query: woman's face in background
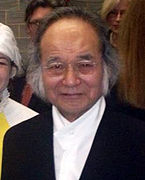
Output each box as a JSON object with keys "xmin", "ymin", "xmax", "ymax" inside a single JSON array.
[{"xmin": 107, "ymin": 0, "xmax": 129, "ymax": 33}]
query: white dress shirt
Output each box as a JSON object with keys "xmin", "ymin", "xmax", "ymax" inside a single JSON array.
[{"xmin": 53, "ymin": 96, "xmax": 106, "ymax": 180}]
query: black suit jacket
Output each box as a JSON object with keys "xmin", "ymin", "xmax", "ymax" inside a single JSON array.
[{"xmin": 2, "ymin": 107, "xmax": 145, "ymax": 180}]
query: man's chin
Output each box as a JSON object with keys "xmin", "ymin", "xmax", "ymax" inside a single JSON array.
[{"xmin": 58, "ymin": 106, "xmax": 86, "ymax": 121}]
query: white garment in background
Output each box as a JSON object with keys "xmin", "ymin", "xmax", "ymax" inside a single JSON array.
[
  {"xmin": 0, "ymin": 89, "xmax": 38, "ymax": 127},
  {"xmin": 4, "ymin": 98, "xmax": 38, "ymax": 127}
]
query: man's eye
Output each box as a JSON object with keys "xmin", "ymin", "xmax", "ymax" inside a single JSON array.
[
  {"xmin": 48, "ymin": 63, "xmax": 64, "ymax": 70},
  {"xmin": 77, "ymin": 61, "xmax": 97, "ymax": 74},
  {"xmin": 78, "ymin": 62, "xmax": 94, "ymax": 68},
  {"xmin": 0, "ymin": 62, "xmax": 8, "ymax": 66}
]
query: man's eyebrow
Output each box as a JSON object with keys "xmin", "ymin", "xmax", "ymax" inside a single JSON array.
[
  {"xmin": 0, "ymin": 57, "xmax": 9, "ymax": 64},
  {"xmin": 77, "ymin": 54, "xmax": 93, "ymax": 60},
  {"xmin": 46, "ymin": 56, "xmax": 60, "ymax": 63}
]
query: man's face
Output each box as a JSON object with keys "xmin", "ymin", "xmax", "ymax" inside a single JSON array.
[
  {"xmin": 40, "ymin": 18, "xmax": 104, "ymax": 121},
  {"xmin": 27, "ymin": 7, "xmax": 53, "ymax": 41},
  {"xmin": 0, "ymin": 55, "xmax": 11, "ymax": 95}
]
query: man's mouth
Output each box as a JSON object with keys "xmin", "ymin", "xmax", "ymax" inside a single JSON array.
[{"xmin": 60, "ymin": 93, "xmax": 83, "ymax": 98}]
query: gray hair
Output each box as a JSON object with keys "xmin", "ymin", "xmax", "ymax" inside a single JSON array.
[{"xmin": 27, "ymin": 6, "xmax": 119, "ymax": 100}]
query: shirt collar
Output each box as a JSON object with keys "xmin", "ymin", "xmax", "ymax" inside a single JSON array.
[{"xmin": 53, "ymin": 96, "xmax": 106, "ymax": 135}]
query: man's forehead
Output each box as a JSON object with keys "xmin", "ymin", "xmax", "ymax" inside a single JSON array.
[
  {"xmin": 40, "ymin": 17, "xmax": 102, "ymax": 57},
  {"xmin": 47, "ymin": 17, "xmax": 87, "ymax": 28},
  {"xmin": 41, "ymin": 17, "xmax": 99, "ymax": 42}
]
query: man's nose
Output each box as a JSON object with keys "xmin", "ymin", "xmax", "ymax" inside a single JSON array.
[{"xmin": 62, "ymin": 66, "xmax": 80, "ymax": 87}]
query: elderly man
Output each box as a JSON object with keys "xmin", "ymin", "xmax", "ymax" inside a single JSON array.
[{"xmin": 2, "ymin": 7, "xmax": 145, "ymax": 180}]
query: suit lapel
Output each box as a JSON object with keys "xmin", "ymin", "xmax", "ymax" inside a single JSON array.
[
  {"xmin": 79, "ymin": 108, "xmax": 112, "ymax": 180},
  {"xmin": 41, "ymin": 111, "xmax": 56, "ymax": 180},
  {"xmin": 79, "ymin": 107, "xmax": 131, "ymax": 180},
  {"xmin": 79, "ymin": 107, "xmax": 141, "ymax": 180}
]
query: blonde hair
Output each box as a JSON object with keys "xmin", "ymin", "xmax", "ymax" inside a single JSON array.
[
  {"xmin": 118, "ymin": 0, "xmax": 145, "ymax": 109},
  {"xmin": 101, "ymin": 0, "xmax": 131, "ymax": 23},
  {"xmin": 101, "ymin": 0, "xmax": 120, "ymax": 22}
]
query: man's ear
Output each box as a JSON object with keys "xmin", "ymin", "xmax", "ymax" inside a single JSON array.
[{"xmin": 10, "ymin": 66, "xmax": 17, "ymax": 78}]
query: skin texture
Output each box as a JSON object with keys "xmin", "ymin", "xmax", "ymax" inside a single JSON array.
[
  {"xmin": 0, "ymin": 55, "xmax": 11, "ymax": 95},
  {"xmin": 40, "ymin": 18, "xmax": 104, "ymax": 122},
  {"xmin": 107, "ymin": 0, "xmax": 129, "ymax": 33},
  {"xmin": 27, "ymin": 7, "xmax": 53, "ymax": 40}
]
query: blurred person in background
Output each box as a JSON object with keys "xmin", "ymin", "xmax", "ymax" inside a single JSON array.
[
  {"xmin": 101, "ymin": 0, "xmax": 131, "ymax": 48},
  {"xmin": 25, "ymin": 0, "xmax": 65, "ymax": 42},
  {"xmin": 107, "ymin": 0, "xmax": 145, "ymax": 120},
  {"xmin": 0, "ymin": 23, "xmax": 38, "ymax": 177}
]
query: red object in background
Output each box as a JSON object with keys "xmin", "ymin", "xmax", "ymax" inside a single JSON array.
[
  {"xmin": 65, "ymin": 0, "xmax": 70, "ymax": 3},
  {"xmin": 64, "ymin": 0, "xmax": 70, "ymax": 6}
]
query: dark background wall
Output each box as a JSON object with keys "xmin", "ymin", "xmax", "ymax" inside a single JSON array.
[{"xmin": 0, "ymin": 0, "xmax": 104, "ymax": 62}]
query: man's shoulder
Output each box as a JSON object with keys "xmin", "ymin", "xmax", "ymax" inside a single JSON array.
[
  {"xmin": 103, "ymin": 106, "xmax": 145, "ymax": 138},
  {"xmin": 104, "ymin": 106, "xmax": 145, "ymax": 125}
]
